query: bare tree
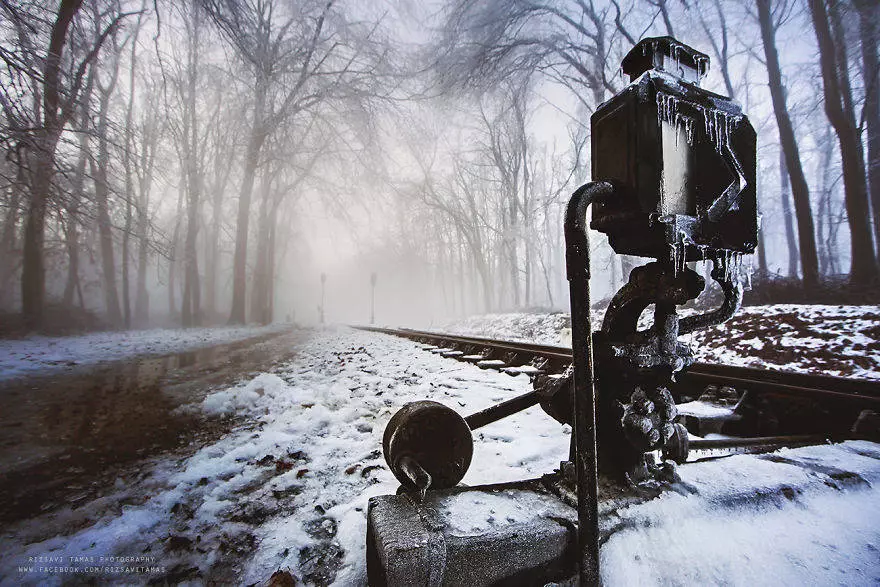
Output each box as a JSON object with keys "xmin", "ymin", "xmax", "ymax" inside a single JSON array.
[
  {"xmin": 89, "ymin": 19, "xmax": 129, "ymax": 328},
  {"xmin": 131, "ymin": 77, "xmax": 161, "ymax": 327},
  {"xmin": 0, "ymin": 0, "xmax": 134, "ymax": 329},
  {"xmin": 809, "ymin": 0, "xmax": 878, "ymax": 284},
  {"xmin": 778, "ymin": 151, "xmax": 800, "ymax": 278},
  {"xmin": 854, "ymin": 0, "xmax": 880, "ymax": 257},
  {"xmin": 171, "ymin": 2, "xmax": 208, "ymax": 327},
  {"xmin": 61, "ymin": 64, "xmax": 95, "ymax": 309},
  {"xmin": 756, "ymin": 0, "xmax": 820, "ymax": 287},
  {"xmin": 204, "ymin": 0, "xmax": 333, "ymax": 324}
]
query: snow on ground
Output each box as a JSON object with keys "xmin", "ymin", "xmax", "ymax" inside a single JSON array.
[
  {"xmin": 1, "ymin": 326, "xmax": 878, "ymax": 586},
  {"xmin": 601, "ymin": 441, "xmax": 880, "ymax": 586},
  {"xmin": 687, "ymin": 304, "xmax": 880, "ymax": 380},
  {"xmin": 0, "ymin": 323, "xmax": 290, "ymax": 382},
  {"xmin": 0, "ymin": 327, "xmax": 568, "ymax": 586},
  {"xmin": 445, "ymin": 312, "xmax": 571, "ymax": 345},
  {"xmin": 444, "ymin": 304, "xmax": 880, "ymax": 380}
]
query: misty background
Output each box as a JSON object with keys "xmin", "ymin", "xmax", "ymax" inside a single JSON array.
[{"xmin": 0, "ymin": 0, "xmax": 878, "ymax": 333}]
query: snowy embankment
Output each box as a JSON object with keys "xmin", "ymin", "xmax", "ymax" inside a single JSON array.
[
  {"xmin": 445, "ymin": 305, "xmax": 880, "ymax": 380},
  {"xmin": 0, "ymin": 323, "xmax": 290, "ymax": 382},
  {"xmin": 1, "ymin": 327, "xmax": 877, "ymax": 585}
]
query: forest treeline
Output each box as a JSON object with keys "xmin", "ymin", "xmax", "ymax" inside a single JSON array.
[{"xmin": 0, "ymin": 0, "xmax": 878, "ymax": 332}]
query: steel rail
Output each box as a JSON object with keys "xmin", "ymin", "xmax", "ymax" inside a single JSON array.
[{"xmin": 354, "ymin": 325, "xmax": 880, "ymax": 406}]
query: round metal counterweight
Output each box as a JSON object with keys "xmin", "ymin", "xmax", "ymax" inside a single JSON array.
[{"xmin": 383, "ymin": 401, "xmax": 473, "ymax": 491}]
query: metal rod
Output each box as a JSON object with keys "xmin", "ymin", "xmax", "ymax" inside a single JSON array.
[
  {"xmin": 464, "ymin": 391, "xmax": 540, "ymax": 430},
  {"xmin": 565, "ymin": 181, "xmax": 613, "ymax": 587},
  {"xmin": 681, "ymin": 372, "xmax": 880, "ymax": 406},
  {"xmin": 689, "ymin": 434, "xmax": 830, "ymax": 451}
]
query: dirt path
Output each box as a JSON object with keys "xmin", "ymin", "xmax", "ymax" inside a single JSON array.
[{"xmin": 0, "ymin": 328, "xmax": 307, "ymax": 526}]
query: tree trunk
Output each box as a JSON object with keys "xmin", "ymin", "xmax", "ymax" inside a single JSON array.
[
  {"xmin": 20, "ymin": 0, "xmax": 85, "ymax": 329},
  {"xmin": 22, "ymin": 154, "xmax": 54, "ymax": 328},
  {"xmin": 810, "ymin": 0, "xmax": 878, "ymax": 284},
  {"xmin": 816, "ymin": 124, "xmax": 836, "ymax": 275},
  {"xmin": 779, "ymin": 151, "xmax": 800, "ymax": 278},
  {"xmin": 180, "ymin": 4, "xmax": 202, "ymax": 328},
  {"xmin": 229, "ymin": 82, "xmax": 267, "ymax": 324},
  {"xmin": 1, "ymin": 175, "xmax": 22, "ymax": 307},
  {"xmin": 205, "ymin": 185, "xmax": 223, "ymax": 318},
  {"xmin": 756, "ymin": 227, "xmax": 769, "ymax": 278},
  {"xmin": 181, "ymin": 186, "xmax": 201, "ymax": 327},
  {"xmin": 134, "ymin": 205, "xmax": 150, "ymax": 326},
  {"xmin": 64, "ymin": 74, "xmax": 93, "ymax": 306},
  {"xmin": 266, "ymin": 203, "xmax": 279, "ymax": 324},
  {"xmin": 133, "ymin": 117, "xmax": 156, "ymax": 328},
  {"xmin": 854, "ymin": 0, "xmax": 880, "ymax": 256},
  {"xmin": 250, "ymin": 176, "xmax": 271, "ymax": 324},
  {"xmin": 91, "ymin": 73, "xmax": 123, "ymax": 327},
  {"xmin": 121, "ymin": 16, "xmax": 143, "ymax": 329},
  {"xmin": 168, "ymin": 186, "xmax": 185, "ymax": 320},
  {"xmin": 757, "ymin": 0, "xmax": 820, "ymax": 288}
]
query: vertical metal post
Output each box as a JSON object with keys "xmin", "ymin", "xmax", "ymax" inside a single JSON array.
[{"xmin": 564, "ymin": 181, "xmax": 612, "ymax": 586}]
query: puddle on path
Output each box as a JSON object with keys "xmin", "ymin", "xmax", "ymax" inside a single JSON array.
[{"xmin": 0, "ymin": 328, "xmax": 306, "ymax": 525}]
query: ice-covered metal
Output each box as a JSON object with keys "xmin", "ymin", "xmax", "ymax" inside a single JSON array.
[
  {"xmin": 382, "ymin": 400, "xmax": 473, "ymax": 496},
  {"xmin": 592, "ymin": 37, "xmax": 757, "ymax": 268}
]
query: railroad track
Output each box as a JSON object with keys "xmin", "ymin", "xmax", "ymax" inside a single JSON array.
[
  {"xmin": 355, "ymin": 325, "xmax": 880, "ymax": 407},
  {"xmin": 355, "ymin": 325, "xmax": 879, "ymax": 457}
]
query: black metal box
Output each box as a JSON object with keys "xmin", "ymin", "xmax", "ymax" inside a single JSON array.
[{"xmin": 590, "ymin": 37, "xmax": 757, "ymax": 261}]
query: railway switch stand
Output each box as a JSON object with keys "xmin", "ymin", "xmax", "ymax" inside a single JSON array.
[
  {"xmin": 585, "ymin": 36, "xmax": 757, "ymax": 488},
  {"xmin": 367, "ymin": 36, "xmax": 759, "ymax": 586}
]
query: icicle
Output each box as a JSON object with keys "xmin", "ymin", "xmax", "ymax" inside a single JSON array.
[
  {"xmin": 680, "ymin": 234, "xmax": 688, "ymax": 275},
  {"xmin": 744, "ymin": 255, "xmax": 754, "ymax": 291},
  {"xmin": 705, "ymin": 111, "xmax": 715, "ymax": 150}
]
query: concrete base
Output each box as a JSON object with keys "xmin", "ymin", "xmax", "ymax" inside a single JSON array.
[
  {"xmin": 367, "ymin": 478, "xmax": 579, "ymax": 586},
  {"xmin": 367, "ymin": 441, "xmax": 880, "ymax": 586}
]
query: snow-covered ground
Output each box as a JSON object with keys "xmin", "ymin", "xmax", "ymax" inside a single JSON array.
[
  {"xmin": 445, "ymin": 311, "xmax": 571, "ymax": 345},
  {"xmin": 0, "ymin": 327, "xmax": 568, "ymax": 585},
  {"xmin": 600, "ymin": 441, "xmax": 880, "ymax": 585},
  {"xmin": 2, "ymin": 326, "xmax": 877, "ymax": 586},
  {"xmin": 0, "ymin": 324, "xmax": 290, "ymax": 382},
  {"xmin": 445, "ymin": 305, "xmax": 880, "ymax": 380}
]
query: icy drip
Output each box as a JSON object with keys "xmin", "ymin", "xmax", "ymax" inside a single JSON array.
[
  {"xmin": 693, "ymin": 54, "xmax": 709, "ymax": 79},
  {"xmin": 677, "ymin": 114, "xmax": 695, "ymax": 146},
  {"xmin": 716, "ymin": 250, "xmax": 744, "ymax": 283},
  {"xmin": 744, "ymin": 255, "xmax": 754, "ymax": 291},
  {"xmin": 657, "ymin": 93, "xmax": 695, "ymax": 146},
  {"xmin": 698, "ymin": 106, "xmax": 742, "ymax": 153},
  {"xmin": 676, "ymin": 230, "xmax": 689, "ymax": 276},
  {"xmin": 657, "ymin": 93, "xmax": 677, "ymax": 123}
]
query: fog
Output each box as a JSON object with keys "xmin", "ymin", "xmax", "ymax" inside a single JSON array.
[{"xmin": 1, "ymin": 0, "xmax": 877, "ymax": 334}]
